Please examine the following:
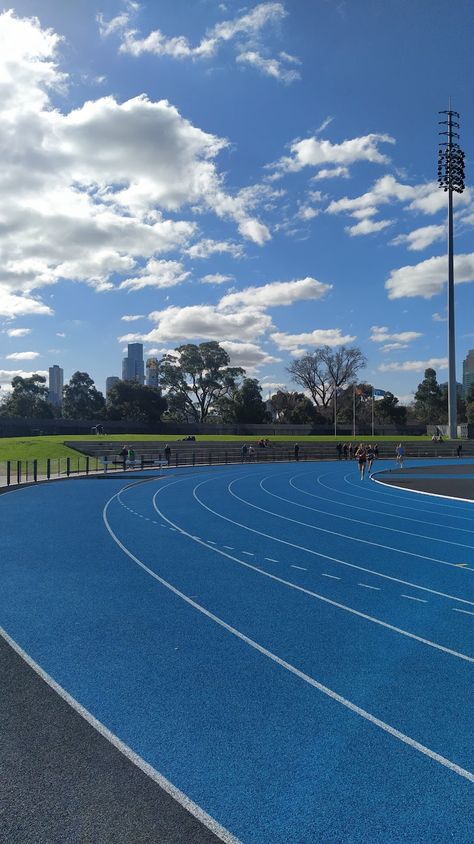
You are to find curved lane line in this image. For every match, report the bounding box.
[0,623,241,844]
[102,487,474,785]
[257,476,474,551]
[146,480,474,661]
[226,477,471,572]
[342,468,474,514]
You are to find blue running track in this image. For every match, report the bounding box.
[1,459,473,843]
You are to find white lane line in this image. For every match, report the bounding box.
[358,583,381,591]
[452,608,474,617]
[401,595,428,604]
[155,485,474,664]
[217,480,474,607]
[265,557,279,563]
[260,477,474,552]
[223,546,234,550]
[103,497,474,787]
[241,551,254,556]
[207,540,217,544]
[0,625,242,844]
[291,565,307,571]
[321,573,341,580]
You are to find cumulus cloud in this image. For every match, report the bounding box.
[105,3,299,83]
[200,273,234,284]
[271,328,356,350]
[312,166,350,180]
[378,358,448,373]
[218,277,331,310]
[187,239,243,259]
[119,259,190,291]
[345,218,392,236]
[386,253,474,299]
[273,133,395,175]
[391,224,445,251]
[5,327,31,337]
[0,289,53,318]
[370,325,423,344]
[0,368,48,389]
[380,342,409,352]
[121,314,145,321]
[220,341,280,370]
[5,351,40,360]
[121,304,273,344]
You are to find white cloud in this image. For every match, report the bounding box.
[0,289,53,317]
[391,224,445,251]
[220,341,280,370]
[218,277,331,310]
[56,331,66,337]
[274,133,395,175]
[6,327,31,337]
[187,239,243,259]
[119,259,191,290]
[432,312,447,322]
[121,314,145,322]
[121,304,273,344]
[111,3,299,84]
[271,328,356,350]
[386,253,474,299]
[200,273,234,284]
[380,342,409,352]
[370,325,423,344]
[5,351,40,360]
[312,166,349,180]
[297,205,319,220]
[0,368,48,389]
[378,357,448,373]
[345,218,392,236]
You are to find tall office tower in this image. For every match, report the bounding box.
[48,365,64,407]
[106,376,120,397]
[122,343,145,384]
[462,349,474,397]
[146,357,160,388]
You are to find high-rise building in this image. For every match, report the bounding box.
[48,365,63,407]
[122,343,144,385]
[462,349,474,398]
[146,357,160,388]
[106,376,120,397]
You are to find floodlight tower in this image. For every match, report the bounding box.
[438,107,465,439]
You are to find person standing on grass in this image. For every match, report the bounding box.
[355,443,367,480]
[395,442,405,469]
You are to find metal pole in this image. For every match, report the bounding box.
[352,385,356,438]
[333,382,337,437]
[447,169,457,439]
[371,388,375,438]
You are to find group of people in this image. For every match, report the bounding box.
[336,442,379,461]
[353,441,405,480]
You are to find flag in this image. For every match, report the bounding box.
[373,388,386,397]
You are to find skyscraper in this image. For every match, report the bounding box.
[48,365,63,407]
[146,357,160,388]
[462,349,474,397]
[106,376,120,396]
[122,343,144,385]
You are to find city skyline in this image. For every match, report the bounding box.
[0,2,473,404]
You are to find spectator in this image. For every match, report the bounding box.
[248,445,255,461]
[294,443,300,461]
[127,447,135,468]
[164,444,171,465]
[343,443,348,460]
[336,442,343,460]
[241,444,248,462]
[457,443,463,458]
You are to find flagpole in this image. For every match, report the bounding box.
[334,381,337,437]
[352,384,356,438]
[371,387,375,438]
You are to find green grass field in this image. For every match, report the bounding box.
[0,433,433,463]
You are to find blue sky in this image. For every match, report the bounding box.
[0,0,473,403]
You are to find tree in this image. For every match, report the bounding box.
[270,390,324,424]
[374,391,407,425]
[106,381,167,423]
[466,402,474,424]
[413,369,445,423]
[287,346,367,407]
[465,382,474,405]
[226,378,268,423]
[0,374,54,418]
[62,372,105,419]
[159,342,244,422]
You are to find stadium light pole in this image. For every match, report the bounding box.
[438,105,465,439]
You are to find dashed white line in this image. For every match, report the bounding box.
[207,540,216,544]
[223,546,234,550]
[291,565,307,571]
[265,557,278,563]
[401,594,428,603]
[358,583,381,591]
[452,608,474,616]
[321,573,341,580]
[241,551,254,556]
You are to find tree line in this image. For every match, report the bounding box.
[1,343,473,426]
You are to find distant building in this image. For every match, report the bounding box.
[440,381,463,397]
[146,357,160,388]
[48,365,63,407]
[122,343,144,385]
[462,349,474,398]
[106,376,120,397]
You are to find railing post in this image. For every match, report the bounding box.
[47,458,51,480]
[175,452,178,467]
[85,456,89,475]
[7,460,10,486]
[66,457,71,477]
[17,460,21,484]
[33,460,38,483]
[192,452,195,466]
